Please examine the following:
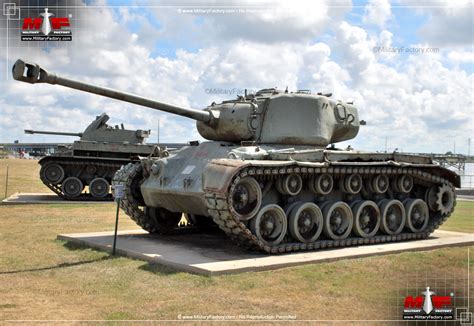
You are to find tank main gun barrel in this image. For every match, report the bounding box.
[12,59,213,124]
[25,129,83,137]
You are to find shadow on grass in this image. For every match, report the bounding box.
[61,239,119,253]
[63,241,181,276]
[138,263,180,275]
[0,241,120,275]
[62,241,101,251]
[64,239,181,276]
[0,255,115,275]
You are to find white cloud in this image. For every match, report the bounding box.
[0,2,472,156]
[447,50,474,64]
[151,0,352,44]
[320,21,472,153]
[362,0,392,28]
[334,22,377,81]
[411,0,474,46]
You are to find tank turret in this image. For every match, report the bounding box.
[24,113,150,144]
[13,59,360,147]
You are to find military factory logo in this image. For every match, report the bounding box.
[21,8,71,41]
[403,287,454,320]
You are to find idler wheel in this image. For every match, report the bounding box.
[351,200,380,238]
[404,199,429,232]
[371,175,389,194]
[379,199,406,235]
[89,177,110,198]
[341,174,363,194]
[277,174,303,196]
[61,177,84,198]
[322,201,353,240]
[310,174,333,195]
[250,204,287,246]
[229,177,262,220]
[41,163,65,184]
[145,207,182,231]
[288,202,323,243]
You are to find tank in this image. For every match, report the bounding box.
[23,112,161,200]
[13,59,460,253]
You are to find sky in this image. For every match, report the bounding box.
[0,0,472,154]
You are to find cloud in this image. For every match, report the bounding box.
[362,0,392,28]
[0,2,201,144]
[447,50,474,64]
[151,0,352,44]
[333,22,377,82]
[312,20,472,153]
[0,1,472,156]
[415,1,474,46]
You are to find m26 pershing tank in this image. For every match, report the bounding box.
[13,59,460,253]
[24,112,158,200]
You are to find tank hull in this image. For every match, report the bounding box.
[116,142,459,253]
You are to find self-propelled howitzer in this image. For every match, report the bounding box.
[13,59,460,253]
[22,111,158,200]
[24,112,150,143]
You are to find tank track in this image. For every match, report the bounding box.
[204,165,455,254]
[114,162,455,254]
[112,163,153,230]
[40,158,122,201]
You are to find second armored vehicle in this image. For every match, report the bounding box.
[24,113,159,200]
[14,59,460,253]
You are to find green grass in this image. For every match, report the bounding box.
[0,159,472,321]
[1,201,472,321]
[0,158,49,199]
[441,201,474,233]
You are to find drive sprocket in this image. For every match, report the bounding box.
[435,183,456,216]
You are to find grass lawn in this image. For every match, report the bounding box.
[0,159,472,322]
[0,159,49,199]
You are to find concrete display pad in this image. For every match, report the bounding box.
[57,229,474,275]
[1,192,111,205]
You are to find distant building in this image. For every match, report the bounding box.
[0,142,64,157]
[0,142,187,157]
